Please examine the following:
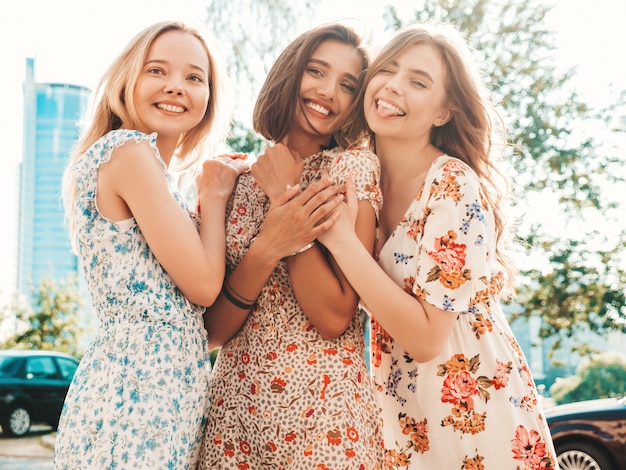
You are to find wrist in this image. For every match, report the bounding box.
[289,241,316,256]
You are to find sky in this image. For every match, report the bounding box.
[0,0,624,300]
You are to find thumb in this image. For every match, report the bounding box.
[345,173,358,212]
[273,183,301,208]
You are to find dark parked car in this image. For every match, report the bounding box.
[546,395,626,470]
[0,349,79,437]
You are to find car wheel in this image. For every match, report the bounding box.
[2,405,32,437]
[557,441,614,470]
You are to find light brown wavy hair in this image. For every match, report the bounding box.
[339,22,517,296]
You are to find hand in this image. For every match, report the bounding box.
[257,174,343,260]
[251,142,303,204]
[317,174,358,251]
[196,155,250,205]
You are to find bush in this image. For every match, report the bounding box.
[549,353,626,404]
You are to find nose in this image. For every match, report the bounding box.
[164,76,184,95]
[383,75,402,94]
[316,78,336,101]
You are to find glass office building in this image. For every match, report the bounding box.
[16,58,90,300]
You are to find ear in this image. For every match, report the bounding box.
[434,108,452,127]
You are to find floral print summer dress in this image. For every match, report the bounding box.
[197,147,384,470]
[54,130,211,470]
[370,155,558,469]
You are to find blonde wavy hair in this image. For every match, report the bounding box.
[62,21,223,243]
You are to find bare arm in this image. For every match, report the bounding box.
[318,178,457,362]
[204,176,344,349]
[287,199,376,339]
[97,140,247,306]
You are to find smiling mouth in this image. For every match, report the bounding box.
[305,100,331,116]
[156,103,185,113]
[376,99,406,117]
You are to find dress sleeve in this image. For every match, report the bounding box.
[326,148,383,219]
[412,158,498,315]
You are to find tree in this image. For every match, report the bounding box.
[202,0,319,141]
[382,0,626,354]
[0,275,88,357]
[549,353,626,404]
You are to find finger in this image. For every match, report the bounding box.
[273,184,301,206]
[345,173,357,211]
[229,158,250,173]
[309,195,343,230]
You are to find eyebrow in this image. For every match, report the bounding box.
[388,58,435,83]
[145,59,208,74]
[309,57,359,84]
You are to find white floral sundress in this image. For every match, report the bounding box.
[370,155,559,469]
[54,130,211,470]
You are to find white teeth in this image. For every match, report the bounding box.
[377,99,406,116]
[306,101,330,116]
[157,103,185,113]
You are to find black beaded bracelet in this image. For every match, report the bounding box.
[223,285,255,310]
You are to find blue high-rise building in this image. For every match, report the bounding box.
[16,58,90,299]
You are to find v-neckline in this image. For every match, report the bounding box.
[376,154,448,255]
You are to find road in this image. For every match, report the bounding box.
[0,425,54,470]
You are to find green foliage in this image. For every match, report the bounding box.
[204,0,318,113]
[549,354,626,404]
[226,120,267,155]
[0,276,87,357]
[383,0,626,355]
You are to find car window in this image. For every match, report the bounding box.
[0,356,20,376]
[56,357,79,380]
[25,356,58,379]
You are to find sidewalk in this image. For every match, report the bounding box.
[41,433,56,452]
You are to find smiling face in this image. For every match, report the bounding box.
[364,43,451,146]
[132,30,211,143]
[291,39,362,153]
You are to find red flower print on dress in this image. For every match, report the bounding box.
[426,230,471,290]
[511,425,554,469]
[492,360,512,390]
[346,426,359,442]
[429,231,467,272]
[223,440,235,457]
[239,440,252,455]
[441,370,479,406]
[442,159,467,173]
[270,377,286,393]
[320,374,331,399]
[326,428,342,445]
[371,319,392,368]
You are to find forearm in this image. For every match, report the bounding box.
[324,233,452,362]
[198,199,229,300]
[287,245,358,339]
[204,234,282,348]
